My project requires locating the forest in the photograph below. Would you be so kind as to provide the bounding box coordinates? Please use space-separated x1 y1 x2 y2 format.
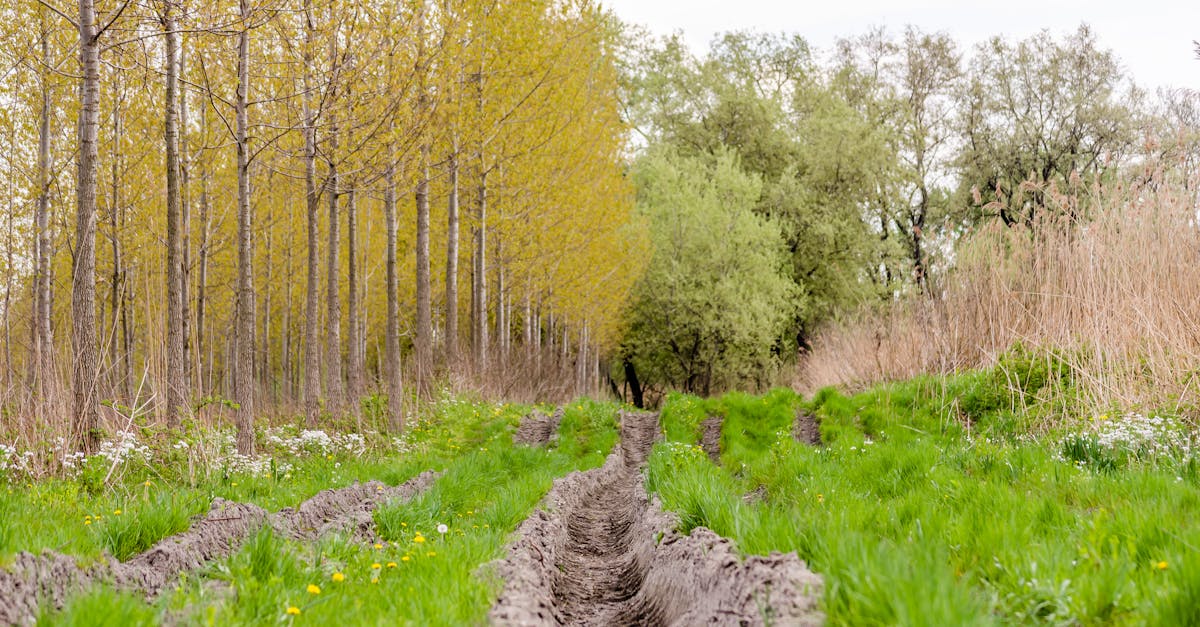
2 0 1200 624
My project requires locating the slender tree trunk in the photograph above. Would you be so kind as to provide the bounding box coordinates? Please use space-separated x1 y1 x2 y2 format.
473 171 488 370
325 134 342 412
415 145 432 391
301 17 321 426
33 26 55 402
445 149 460 365
72 0 102 452
163 0 186 427
233 3 255 455
262 223 273 404
195 98 211 392
108 89 123 400
384 148 404 432
347 183 363 416
179 27 192 382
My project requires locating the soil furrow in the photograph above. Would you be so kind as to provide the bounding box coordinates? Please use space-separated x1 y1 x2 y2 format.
0 471 440 625
699 414 723 462
489 411 823 626
514 407 565 447
794 409 822 446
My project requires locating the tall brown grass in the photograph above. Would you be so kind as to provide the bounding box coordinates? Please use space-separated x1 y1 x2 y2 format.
799 170 1200 421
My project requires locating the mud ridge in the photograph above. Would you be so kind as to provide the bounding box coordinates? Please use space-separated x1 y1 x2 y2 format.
489 411 823 626
514 407 564 447
0 471 440 625
699 415 723 463
794 409 822 446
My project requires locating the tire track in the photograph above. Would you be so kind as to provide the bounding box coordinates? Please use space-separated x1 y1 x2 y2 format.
490 411 823 626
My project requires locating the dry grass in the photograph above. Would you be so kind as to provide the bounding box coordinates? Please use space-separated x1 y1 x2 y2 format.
799 169 1200 420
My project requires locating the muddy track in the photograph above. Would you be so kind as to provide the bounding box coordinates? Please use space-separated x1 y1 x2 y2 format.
489 411 823 626
699 415 723 463
514 407 565 447
794 409 822 446
0 471 440 625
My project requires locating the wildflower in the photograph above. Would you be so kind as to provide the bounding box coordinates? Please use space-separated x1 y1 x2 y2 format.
143 480 153 487
387 562 397 568
306 584 321 595
371 563 382 570
374 543 383 550
437 523 448 536
331 572 345 582
401 556 411 562
113 509 122 515
84 519 92 526
413 534 426 544
231 482 238 487
286 606 301 616
400 522 407 528
1157 561 1169 570
371 577 379 584
426 551 436 557
817 494 824 504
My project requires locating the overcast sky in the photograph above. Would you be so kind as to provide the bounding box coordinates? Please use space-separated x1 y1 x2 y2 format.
601 0 1200 92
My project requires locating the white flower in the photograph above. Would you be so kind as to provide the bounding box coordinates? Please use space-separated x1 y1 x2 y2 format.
437 523 448 535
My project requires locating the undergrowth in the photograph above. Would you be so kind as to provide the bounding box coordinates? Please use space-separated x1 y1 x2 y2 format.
650 375 1200 625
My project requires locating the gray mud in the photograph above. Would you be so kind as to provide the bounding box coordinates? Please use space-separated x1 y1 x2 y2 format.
514 407 564 447
489 411 823 626
0 472 440 625
794 409 822 446
699 415 723 463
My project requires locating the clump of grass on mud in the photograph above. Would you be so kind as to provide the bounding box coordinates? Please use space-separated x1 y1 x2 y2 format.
648 381 1200 625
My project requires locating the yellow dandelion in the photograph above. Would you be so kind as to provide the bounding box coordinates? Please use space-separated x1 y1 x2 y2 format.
371 577 379 584
413 534 426 544
143 480 153 487
331 572 345 582
231 482 238 487
84 520 92 526
817 494 824 503
401 556 411 562
374 543 383 550
113 509 122 515
286 606 301 616
387 562 397 568
1157 561 1169 570
371 563 382 570
426 551 436 557
306 583 321 595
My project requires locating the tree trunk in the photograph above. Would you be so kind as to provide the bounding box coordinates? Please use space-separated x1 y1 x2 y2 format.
473 172 488 370
384 150 404 432
347 183 363 416
415 145 432 392
32 25 54 403
195 98 211 393
179 26 192 383
324 137 342 413
233 4 255 455
163 0 186 427
72 0 102 453
302 0 321 426
445 149 460 366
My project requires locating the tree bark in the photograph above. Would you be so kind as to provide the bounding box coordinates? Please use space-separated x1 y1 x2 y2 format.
302 0 321 426
32 25 55 403
72 0 102 452
324 133 342 412
163 0 186 427
444 149 460 365
415 145 432 392
233 1 255 455
384 149 404 432
196 99 211 392
347 183 363 415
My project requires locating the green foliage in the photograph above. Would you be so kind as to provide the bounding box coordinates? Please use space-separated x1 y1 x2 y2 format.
36 587 160 627
621 146 798 394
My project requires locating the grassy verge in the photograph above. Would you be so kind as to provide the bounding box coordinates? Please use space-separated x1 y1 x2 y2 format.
36 398 621 625
648 378 1200 625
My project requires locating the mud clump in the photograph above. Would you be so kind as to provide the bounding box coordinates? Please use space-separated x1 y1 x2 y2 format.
794 409 822 446
489 411 823 626
0 472 439 625
514 408 565 447
699 415 723 463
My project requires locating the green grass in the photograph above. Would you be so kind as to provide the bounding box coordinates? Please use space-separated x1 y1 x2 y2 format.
649 379 1200 625
30 397 622 625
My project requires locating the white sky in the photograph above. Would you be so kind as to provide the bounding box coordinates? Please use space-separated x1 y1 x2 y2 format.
601 0 1200 92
